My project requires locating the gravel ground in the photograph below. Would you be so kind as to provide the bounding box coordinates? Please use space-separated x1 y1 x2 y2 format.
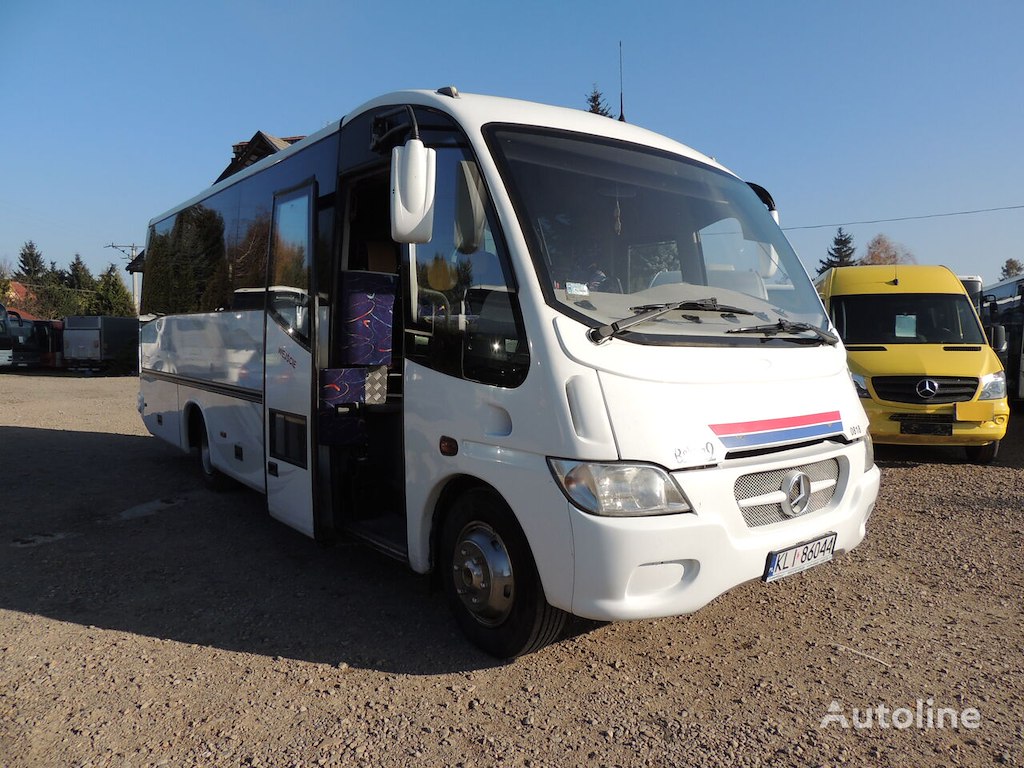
1 371 1022 768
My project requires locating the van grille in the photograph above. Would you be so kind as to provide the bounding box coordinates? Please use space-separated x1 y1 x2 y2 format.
734 458 840 528
871 376 978 404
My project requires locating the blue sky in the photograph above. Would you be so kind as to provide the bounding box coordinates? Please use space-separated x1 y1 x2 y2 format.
2 0 1023 287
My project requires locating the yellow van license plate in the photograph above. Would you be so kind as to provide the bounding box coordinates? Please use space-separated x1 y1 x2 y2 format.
900 421 952 436
764 533 837 583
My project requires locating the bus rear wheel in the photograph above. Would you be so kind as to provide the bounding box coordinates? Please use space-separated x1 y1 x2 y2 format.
193 414 229 491
965 440 999 465
441 488 567 659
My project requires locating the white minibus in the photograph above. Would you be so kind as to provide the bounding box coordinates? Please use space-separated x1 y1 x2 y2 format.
138 87 879 657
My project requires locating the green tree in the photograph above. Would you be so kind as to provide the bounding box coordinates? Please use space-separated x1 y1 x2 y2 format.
999 258 1023 280
586 85 612 117
92 264 136 317
816 227 857 275
67 254 97 294
15 240 46 284
0 258 11 303
36 279 81 318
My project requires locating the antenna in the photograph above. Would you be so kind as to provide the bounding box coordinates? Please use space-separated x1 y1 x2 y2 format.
106 243 143 312
618 41 626 122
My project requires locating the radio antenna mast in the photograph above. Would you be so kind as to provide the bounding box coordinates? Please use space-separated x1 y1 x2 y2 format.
618 41 626 122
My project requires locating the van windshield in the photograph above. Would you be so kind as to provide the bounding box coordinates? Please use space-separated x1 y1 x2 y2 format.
831 293 987 345
486 126 827 344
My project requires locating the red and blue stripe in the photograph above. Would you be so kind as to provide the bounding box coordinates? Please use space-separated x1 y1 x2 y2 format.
709 411 843 449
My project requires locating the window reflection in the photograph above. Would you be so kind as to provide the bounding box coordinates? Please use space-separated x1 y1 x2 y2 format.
268 187 313 345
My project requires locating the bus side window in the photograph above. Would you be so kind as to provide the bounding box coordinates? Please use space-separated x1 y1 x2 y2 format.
406 149 528 388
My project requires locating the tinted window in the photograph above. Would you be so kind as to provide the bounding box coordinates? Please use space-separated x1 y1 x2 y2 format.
141 188 237 315
141 136 337 316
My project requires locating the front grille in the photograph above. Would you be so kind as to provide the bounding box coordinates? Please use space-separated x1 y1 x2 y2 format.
871 376 978 404
734 458 840 528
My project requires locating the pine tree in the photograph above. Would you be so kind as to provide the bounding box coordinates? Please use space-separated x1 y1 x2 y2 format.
586 85 612 117
15 240 46 284
92 264 136 316
816 228 857 275
67 254 97 293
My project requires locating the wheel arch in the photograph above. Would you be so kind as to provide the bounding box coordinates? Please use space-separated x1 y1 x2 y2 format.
427 474 502 579
184 400 206 452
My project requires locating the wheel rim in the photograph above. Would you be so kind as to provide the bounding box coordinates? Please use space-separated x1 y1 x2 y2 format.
451 522 515 627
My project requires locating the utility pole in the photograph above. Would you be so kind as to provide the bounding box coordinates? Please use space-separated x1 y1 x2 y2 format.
106 243 142 314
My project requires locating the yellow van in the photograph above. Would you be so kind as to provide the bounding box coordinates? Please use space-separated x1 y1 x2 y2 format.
816 265 1009 463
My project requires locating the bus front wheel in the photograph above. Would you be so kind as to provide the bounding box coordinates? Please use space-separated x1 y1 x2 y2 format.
441 488 567 659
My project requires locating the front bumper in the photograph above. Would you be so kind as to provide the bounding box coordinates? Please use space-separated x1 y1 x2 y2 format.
563 441 880 622
863 398 1009 446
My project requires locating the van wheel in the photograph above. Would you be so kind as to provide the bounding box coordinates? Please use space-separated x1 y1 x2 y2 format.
194 417 229 491
965 441 999 465
441 488 567 659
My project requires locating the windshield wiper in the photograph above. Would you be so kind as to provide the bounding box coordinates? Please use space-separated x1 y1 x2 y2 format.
725 319 839 345
588 298 755 344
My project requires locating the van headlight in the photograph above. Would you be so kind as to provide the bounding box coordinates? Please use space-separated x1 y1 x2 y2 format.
978 371 1006 400
850 372 870 399
548 460 692 517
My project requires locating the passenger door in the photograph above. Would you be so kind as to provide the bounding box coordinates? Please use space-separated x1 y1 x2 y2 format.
264 182 316 536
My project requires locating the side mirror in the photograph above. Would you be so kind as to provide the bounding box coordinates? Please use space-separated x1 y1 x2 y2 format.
390 138 436 243
986 323 1007 353
455 161 486 254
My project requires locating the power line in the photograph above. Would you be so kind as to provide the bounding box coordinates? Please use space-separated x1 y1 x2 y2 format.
782 204 1024 232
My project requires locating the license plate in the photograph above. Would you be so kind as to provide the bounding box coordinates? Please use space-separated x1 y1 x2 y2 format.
764 532 837 583
900 421 952 436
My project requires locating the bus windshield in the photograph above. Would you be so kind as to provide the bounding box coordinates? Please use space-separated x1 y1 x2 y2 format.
832 293 987 345
487 126 827 343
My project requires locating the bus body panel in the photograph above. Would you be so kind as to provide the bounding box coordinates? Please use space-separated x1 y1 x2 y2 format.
403 358 580 607
818 265 1009 449
138 372 266 494
140 313 266 492
263 314 315 537
982 273 1024 401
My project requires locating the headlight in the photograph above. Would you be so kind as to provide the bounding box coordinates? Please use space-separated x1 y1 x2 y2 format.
850 371 870 399
862 432 875 469
548 459 692 517
978 370 1006 401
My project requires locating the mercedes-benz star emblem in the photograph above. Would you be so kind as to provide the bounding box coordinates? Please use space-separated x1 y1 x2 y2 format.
780 470 813 518
916 378 940 399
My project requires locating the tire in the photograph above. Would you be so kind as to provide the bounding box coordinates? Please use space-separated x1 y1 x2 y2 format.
441 488 568 659
965 440 999 465
194 416 230 491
